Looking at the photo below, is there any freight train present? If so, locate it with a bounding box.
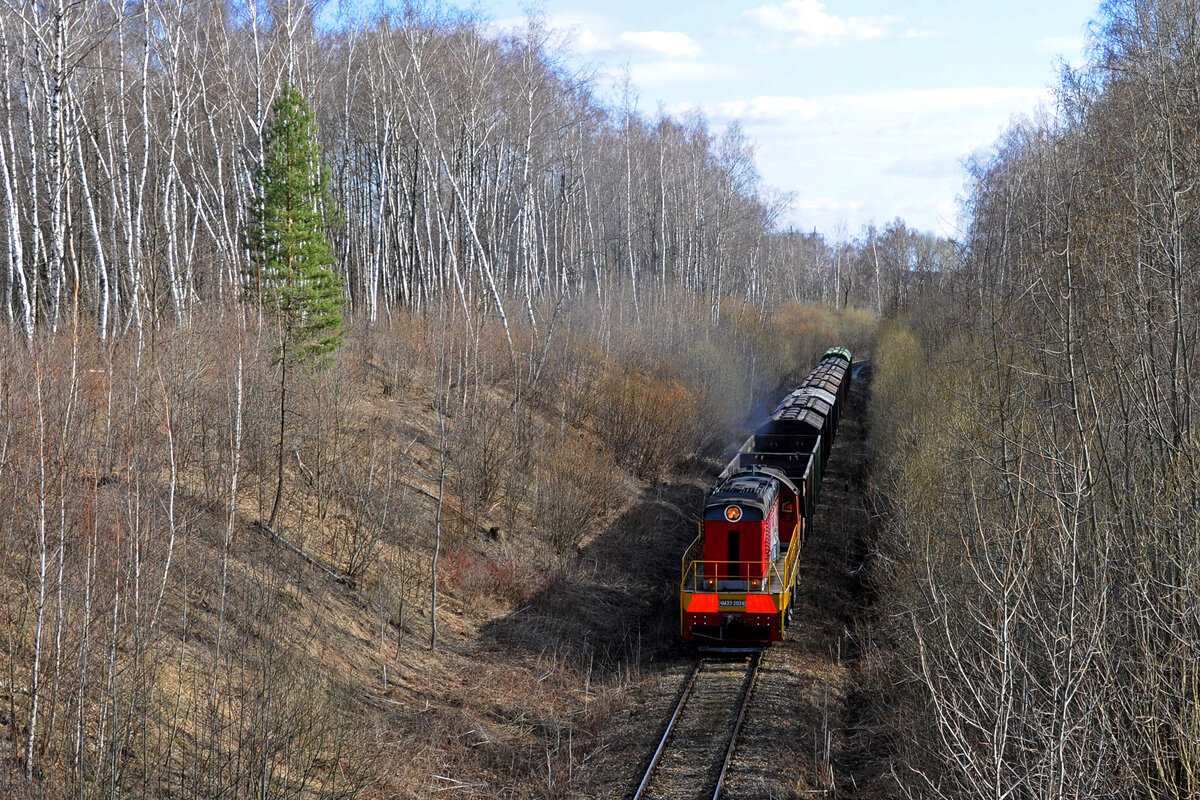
[680,346,852,646]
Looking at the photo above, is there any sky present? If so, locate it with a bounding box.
[472,0,1102,239]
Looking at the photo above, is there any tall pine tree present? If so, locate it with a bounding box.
[247,84,345,529]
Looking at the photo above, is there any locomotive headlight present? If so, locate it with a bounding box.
[724,505,742,522]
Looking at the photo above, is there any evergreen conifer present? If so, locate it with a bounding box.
[248,83,344,363]
[247,85,345,528]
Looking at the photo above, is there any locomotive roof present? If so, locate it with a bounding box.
[707,467,798,512]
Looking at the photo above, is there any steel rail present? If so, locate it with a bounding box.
[632,653,761,800]
[632,660,701,800]
[712,652,761,799]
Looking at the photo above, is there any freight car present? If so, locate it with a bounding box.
[680,347,852,646]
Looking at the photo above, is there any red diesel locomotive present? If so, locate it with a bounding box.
[680,346,852,646]
[679,467,804,643]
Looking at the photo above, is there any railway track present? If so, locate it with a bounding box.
[632,653,761,800]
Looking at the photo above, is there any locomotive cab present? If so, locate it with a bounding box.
[681,346,851,648]
[681,467,804,644]
[701,472,780,591]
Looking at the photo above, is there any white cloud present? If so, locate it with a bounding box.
[491,13,723,96]
[694,96,823,124]
[694,88,1051,140]
[631,60,731,86]
[743,0,899,48]
[487,11,615,55]
[834,87,1051,116]
[682,87,1054,235]
[904,28,947,40]
[495,14,703,61]
[574,27,613,55]
[885,155,962,180]
[617,30,702,58]
[794,197,863,215]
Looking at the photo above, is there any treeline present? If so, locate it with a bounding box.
[0,0,948,339]
[868,0,1200,797]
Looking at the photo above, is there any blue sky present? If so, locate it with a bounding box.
[473,0,1102,239]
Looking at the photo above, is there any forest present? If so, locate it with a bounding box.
[868,0,1200,796]
[0,0,1195,797]
[0,0,933,796]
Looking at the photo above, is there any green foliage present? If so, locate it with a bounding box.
[247,84,345,365]
[866,320,961,532]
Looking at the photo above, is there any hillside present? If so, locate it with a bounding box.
[0,300,874,798]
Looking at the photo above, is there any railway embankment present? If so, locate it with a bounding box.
[723,374,875,797]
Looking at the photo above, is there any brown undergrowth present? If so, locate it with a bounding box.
[0,298,874,798]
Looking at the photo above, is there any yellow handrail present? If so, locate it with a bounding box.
[680,525,803,596]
